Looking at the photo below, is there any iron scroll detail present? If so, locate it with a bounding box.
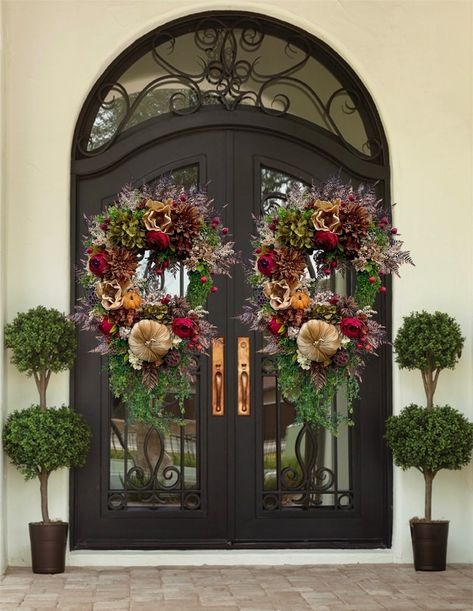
[78,16,383,162]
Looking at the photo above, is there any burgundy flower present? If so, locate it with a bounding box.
[98,317,115,336]
[257,252,277,277]
[146,230,171,250]
[267,317,285,336]
[340,317,364,339]
[172,317,196,339]
[314,231,339,251]
[88,252,108,276]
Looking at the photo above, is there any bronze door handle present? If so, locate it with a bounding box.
[212,337,224,416]
[237,337,250,416]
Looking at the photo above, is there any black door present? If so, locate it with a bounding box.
[71,111,391,549]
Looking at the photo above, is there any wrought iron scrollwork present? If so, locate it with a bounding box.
[79,16,383,161]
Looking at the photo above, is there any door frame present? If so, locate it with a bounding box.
[70,108,392,550]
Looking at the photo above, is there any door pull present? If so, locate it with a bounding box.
[212,337,225,416]
[237,337,250,416]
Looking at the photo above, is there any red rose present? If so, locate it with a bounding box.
[172,317,196,339]
[314,231,339,251]
[146,231,171,250]
[267,317,285,336]
[257,252,277,277]
[340,317,364,339]
[88,252,108,276]
[99,317,115,336]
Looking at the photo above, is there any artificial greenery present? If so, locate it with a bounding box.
[3,306,91,523]
[386,310,471,522]
[187,269,212,309]
[3,406,91,522]
[4,306,77,409]
[394,311,464,408]
[386,404,473,520]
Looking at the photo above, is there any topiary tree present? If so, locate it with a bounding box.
[3,306,90,523]
[4,306,77,410]
[394,311,464,409]
[386,405,473,520]
[3,406,91,523]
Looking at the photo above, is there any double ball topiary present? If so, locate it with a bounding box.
[386,404,473,475]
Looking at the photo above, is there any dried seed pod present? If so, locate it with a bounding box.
[128,319,172,362]
[297,319,341,363]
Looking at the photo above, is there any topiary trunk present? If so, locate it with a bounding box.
[423,470,435,521]
[39,470,50,523]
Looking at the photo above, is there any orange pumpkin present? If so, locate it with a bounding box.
[291,290,310,310]
[122,290,142,310]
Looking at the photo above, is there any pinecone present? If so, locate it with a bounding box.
[277,307,307,327]
[338,203,370,257]
[332,349,349,367]
[171,202,203,256]
[107,308,138,327]
[168,296,190,318]
[164,349,181,367]
[108,209,146,250]
[272,248,307,283]
[276,210,314,251]
[107,247,138,283]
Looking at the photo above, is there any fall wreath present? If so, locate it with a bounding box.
[241,179,413,431]
[75,182,237,428]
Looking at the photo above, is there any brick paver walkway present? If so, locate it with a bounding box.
[0,565,472,610]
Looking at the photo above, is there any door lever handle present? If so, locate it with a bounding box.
[237,337,250,416]
[212,337,224,416]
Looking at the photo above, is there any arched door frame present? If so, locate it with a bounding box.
[70,11,392,550]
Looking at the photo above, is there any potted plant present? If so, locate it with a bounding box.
[386,311,473,571]
[3,306,91,574]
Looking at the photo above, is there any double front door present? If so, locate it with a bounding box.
[72,117,391,549]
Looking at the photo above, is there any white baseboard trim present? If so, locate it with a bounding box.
[67,548,396,566]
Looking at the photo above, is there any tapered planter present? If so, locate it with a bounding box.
[410,519,449,571]
[29,522,68,574]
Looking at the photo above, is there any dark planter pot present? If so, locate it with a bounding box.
[29,522,68,574]
[410,519,449,571]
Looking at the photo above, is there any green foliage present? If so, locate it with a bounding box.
[276,350,358,433]
[186,269,212,309]
[355,269,381,308]
[4,306,77,376]
[385,404,473,474]
[108,207,146,250]
[394,311,464,372]
[108,353,190,430]
[3,406,91,480]
[276,208,314,251]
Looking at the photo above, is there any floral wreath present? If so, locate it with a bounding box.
[242,179,413,431]
[75,182,237,428]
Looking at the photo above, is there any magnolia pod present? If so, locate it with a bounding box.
[264,280,293,310]
[128,319,172,362]
[297,319,341,363]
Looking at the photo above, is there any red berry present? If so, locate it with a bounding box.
[212,216,220,226]
[380,286,387,293]
[348,194,355,201]
[196,343,203,351]
[222,227,229,235]
[391,227,398,235]
[255,247,262,254]
[368,276,376,284]
[163,260,169,269]
[200,276,208,283]
[365,344,372,351]
[269,223,276,231]
[356,342,363,349]
[331,260,337,268]
[323,268,331,276]
[211,286,218,293]
[179,193,187,202]
[155,267,163,274]
[87,247,93,254]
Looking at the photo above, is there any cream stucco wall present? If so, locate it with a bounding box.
[2,0,473,567]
